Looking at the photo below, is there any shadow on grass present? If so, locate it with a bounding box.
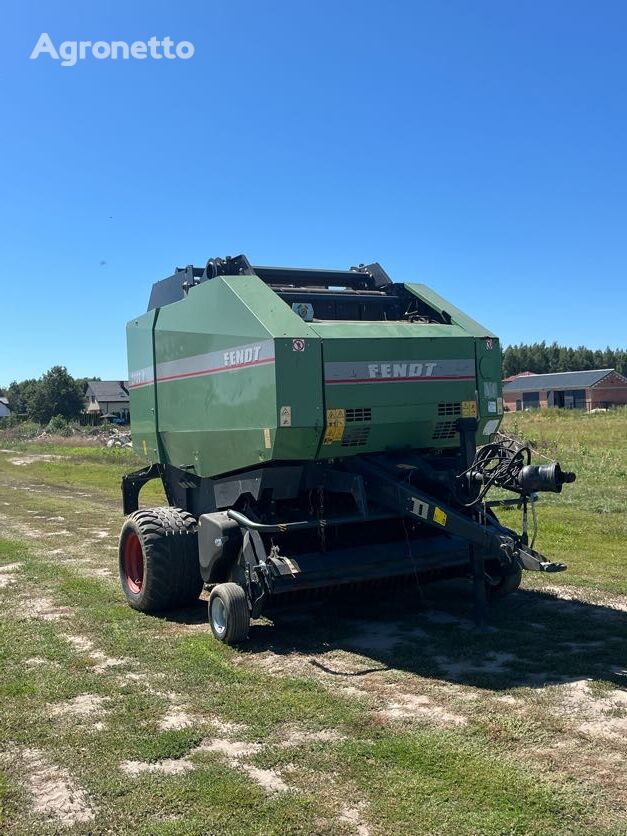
[158,579,626,692]
[253,580,627,691]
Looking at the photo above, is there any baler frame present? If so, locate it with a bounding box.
[121,415,570,628]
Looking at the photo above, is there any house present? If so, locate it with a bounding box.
[503,371,537,384]
[503,369,627,411]
[84,381,130,422]
[0,397,10,418]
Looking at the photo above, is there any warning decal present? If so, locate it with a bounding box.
[279,406,292,427]
[433,506,448,526]
[323,408,346,444]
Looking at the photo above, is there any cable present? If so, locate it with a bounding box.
[530,497,538,549]
[401,518,425,603]
[457,443,531,507]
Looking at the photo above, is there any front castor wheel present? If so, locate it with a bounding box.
[208,583,250,644]
[487,563,523,598]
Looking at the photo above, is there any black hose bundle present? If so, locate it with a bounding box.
[458,443,531,506]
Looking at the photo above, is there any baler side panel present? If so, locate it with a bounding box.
[223,277,325,463]
[127,310,160,460]
[475,337,504,439]
[272,337,324,461]
[152,279,278,477]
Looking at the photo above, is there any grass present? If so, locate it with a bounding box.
[0,441,166,505]
[0,410,625,833]
[503,407,626,512]
[500,408,627,594]
[2,535,598,835]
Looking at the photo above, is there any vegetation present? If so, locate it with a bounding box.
[45,416,74,436]
[503,342,627,377]
[5,367,85,424]
[500,408,626,593]
[0,410,624,833]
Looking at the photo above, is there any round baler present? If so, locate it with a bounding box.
[118,255,575,643]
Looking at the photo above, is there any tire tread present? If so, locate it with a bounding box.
[119,507,202,612]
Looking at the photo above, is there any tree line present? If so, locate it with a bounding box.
[503,343,626,378]
[0,367,99,424]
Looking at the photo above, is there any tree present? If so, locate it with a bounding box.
[7,378,39,416]
[503,343,626,377]
[27,366,84,423]
[75,376,100,394]
[547,342,560,372]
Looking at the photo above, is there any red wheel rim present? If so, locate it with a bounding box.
[123,532,144,594]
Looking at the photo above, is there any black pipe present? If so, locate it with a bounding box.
[226,509,395,533]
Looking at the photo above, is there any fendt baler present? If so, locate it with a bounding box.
[118,255,575,643]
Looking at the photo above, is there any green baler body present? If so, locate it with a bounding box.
[127,274,503,479]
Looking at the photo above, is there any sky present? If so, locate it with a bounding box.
[1,0,626,384]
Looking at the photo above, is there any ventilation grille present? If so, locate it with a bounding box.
[432,421,458,440]
[345,407,372,423]
[437,402,462,416]
[341,427,370,447]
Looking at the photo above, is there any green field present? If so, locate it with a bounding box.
[501,408,626,594]
[0,410,625,834]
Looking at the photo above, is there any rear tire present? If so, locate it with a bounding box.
[119,507,202,612]
[208,583,250,644]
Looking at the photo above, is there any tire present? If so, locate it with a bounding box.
[208,583,250,644]
[487,562,523,599]
[119,507,202,612]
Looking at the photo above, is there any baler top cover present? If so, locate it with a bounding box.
[127,255,503,479]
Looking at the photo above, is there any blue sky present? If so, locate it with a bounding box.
[1,0,626,384]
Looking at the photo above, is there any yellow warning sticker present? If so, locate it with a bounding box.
[263,428,272,449]
[323,408,346,444]
[433,506,448,526]
[462,400,478,418]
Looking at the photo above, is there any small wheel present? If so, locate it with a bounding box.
[487,563,522,599]
[208,583,250,645]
